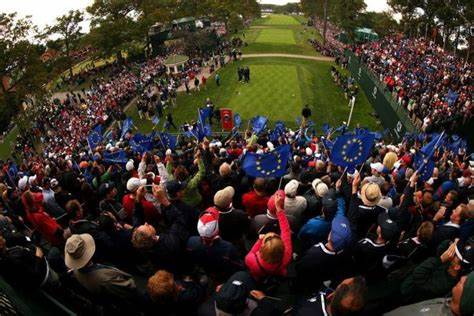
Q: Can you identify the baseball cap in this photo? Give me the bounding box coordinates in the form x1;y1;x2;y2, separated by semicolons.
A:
197;210;219;239
125;159;134;171
126;177;147;192
99;182;115;197
455;239;474;272
18;176;28;191
284;179;299;197
165;180;186;198
322;189;338;219
50;178;59;189
214;186;235;208
215;271;256;314
312;178;329;198
377;212;400;242
330;215;352;252
370;162;384;173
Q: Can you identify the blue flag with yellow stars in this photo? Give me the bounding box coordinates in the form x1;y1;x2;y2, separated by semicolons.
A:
330;133;375;168
103;150;128;165
199;107;212;125
242;144;290;178
87;125;103;151
269;121;286;143
251;115;268;135
414;153;435;182
120;118;134;139
130;133;154;154
158;132;177;150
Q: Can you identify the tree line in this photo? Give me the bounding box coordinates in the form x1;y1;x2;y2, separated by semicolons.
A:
300;0;472;60
0;0;260;133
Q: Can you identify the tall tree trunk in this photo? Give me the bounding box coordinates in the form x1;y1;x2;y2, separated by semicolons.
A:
322;0;328;45
116;51;124;64
453;26;460;55
467;34;472;63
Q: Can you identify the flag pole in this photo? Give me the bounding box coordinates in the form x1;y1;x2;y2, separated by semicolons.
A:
278;177;284;190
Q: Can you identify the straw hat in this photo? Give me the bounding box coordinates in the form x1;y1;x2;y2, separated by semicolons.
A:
65;234;96;270
360;182;382;206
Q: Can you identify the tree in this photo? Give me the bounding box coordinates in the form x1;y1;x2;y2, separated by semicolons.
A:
0;13;47;131
357;11;399;38
86;0;141;62
332;0;367;40
46;10;84;78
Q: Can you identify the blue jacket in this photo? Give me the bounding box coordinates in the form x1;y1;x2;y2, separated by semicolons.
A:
298;197;346;251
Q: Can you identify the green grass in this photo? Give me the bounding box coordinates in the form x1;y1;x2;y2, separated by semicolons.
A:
241;14;322;56
127;58;379;133
255;29;296;45
258;14;300;26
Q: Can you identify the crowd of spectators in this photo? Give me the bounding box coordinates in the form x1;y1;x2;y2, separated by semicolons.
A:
309;17;345;57
0;112;473;315
353;36;473;133
1;18;473;316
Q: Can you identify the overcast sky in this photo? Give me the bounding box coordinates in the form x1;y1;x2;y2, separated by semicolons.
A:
1;0;391;32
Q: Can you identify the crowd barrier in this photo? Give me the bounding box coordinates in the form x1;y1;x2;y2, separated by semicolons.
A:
344;50;417;140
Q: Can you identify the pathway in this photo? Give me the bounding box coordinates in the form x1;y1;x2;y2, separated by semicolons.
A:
243;53;334;62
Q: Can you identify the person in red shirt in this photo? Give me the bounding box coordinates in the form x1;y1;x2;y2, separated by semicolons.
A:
22;190;64;246
242;178;269;218
244;191;292;281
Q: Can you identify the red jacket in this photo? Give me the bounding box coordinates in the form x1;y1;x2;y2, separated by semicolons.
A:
242;190;269;218
245;211;292;280
27;210;62;246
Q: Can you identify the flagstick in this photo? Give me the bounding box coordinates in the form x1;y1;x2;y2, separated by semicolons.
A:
156;133;167;151
278;177;284;190
338;166;348;181
358;162;365;176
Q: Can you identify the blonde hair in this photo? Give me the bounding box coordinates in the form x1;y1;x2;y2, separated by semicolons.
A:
260;233;284;264
147;270;177;303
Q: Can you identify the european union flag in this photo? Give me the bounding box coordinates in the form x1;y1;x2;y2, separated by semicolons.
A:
197;124;212;141
87;125;103;151
159;132;177;150
120;118;134;139
234;114;242;128
447;89;459;106
130;133;154;154
242;144;290;178
251;116;268;135
448;135;467;153
103;150;128;165
7;162;18;178
269;121;286;143
414;153;435;181
321;137;334;151
151;116;160;126
322;123;333;136
199;107;212;125
103;129;113;142
330;133;375;168
334;124;348;135
421;133;445;158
